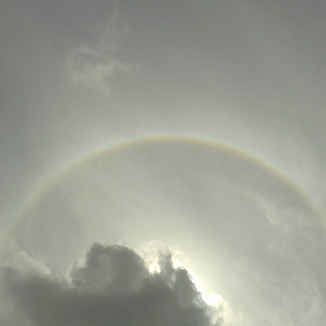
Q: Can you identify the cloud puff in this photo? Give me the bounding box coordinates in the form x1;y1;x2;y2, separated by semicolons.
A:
66;2;129;95
67;47;128;95
0;242;228;326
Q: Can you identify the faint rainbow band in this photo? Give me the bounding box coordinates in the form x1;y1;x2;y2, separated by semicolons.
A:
1;134;323;256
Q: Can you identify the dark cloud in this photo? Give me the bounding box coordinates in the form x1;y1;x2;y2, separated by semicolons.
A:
0;243;226;326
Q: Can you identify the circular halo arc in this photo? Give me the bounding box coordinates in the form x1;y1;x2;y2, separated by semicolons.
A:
2;135;323;255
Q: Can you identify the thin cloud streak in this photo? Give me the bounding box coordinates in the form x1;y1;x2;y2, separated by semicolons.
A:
67;47;129;95
66;1;130;95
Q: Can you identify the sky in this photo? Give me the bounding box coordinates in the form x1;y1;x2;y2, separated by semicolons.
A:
1;1;326;325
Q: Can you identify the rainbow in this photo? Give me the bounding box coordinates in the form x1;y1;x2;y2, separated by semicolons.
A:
1;135;323;257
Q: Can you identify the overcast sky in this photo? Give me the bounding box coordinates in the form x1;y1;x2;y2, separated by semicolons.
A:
1;1;326;325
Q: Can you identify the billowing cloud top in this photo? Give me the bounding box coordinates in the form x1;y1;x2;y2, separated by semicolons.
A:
0;243;227;326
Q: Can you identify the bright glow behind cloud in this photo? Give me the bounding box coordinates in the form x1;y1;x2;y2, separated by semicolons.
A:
0;242;230;326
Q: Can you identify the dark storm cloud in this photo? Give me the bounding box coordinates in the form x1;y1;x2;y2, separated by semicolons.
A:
0;243;226;326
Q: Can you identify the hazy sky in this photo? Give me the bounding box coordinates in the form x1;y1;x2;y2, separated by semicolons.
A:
1;1;326;325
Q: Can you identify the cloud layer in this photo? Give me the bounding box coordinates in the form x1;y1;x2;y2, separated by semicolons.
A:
0;243;226;326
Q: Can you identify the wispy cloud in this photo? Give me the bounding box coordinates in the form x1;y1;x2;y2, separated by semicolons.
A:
66;2;129;96
67;47;128;95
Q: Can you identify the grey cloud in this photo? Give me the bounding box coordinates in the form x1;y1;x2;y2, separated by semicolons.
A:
0;243;226;326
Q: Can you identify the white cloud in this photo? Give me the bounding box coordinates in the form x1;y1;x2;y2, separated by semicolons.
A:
0;242;229;326
66;2;129;95
67;47;128;95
